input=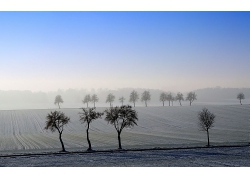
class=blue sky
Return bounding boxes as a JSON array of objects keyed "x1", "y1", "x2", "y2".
[{"x1": 0, "y1": 12, "x2": 249, "y2": 92}]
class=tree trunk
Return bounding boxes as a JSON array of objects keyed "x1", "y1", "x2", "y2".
[
  {"x1": 86, "y1": 123, "x2": 92, "y2": 151},
  {"x1": 59, "y1": 132, "x2": 65, "y2": 152},
  {"x1": 169, "y1": 101, "x2": 170, "y2": 106},
  {"x1": 87, "y1": 102, "x2": 88, "y2": 108},
  {"x1": 240, "y1": 99, "x2": 242, "y2": 105},
  {"x1": 94, "y1": 101, "x2": 95, "y2": 108},
  {"x1": 163, "y1": 101, "x2": 164, "y2": 106},
  {"x1": 58, "y1": 103, "x2": 60, "y2": 109},
  {"x1": 207, "y1": 130, "x2": 210, "y2": 147},
  {"x1": 190, "y1": 101, "x2": 191, "y2": 106},
  {"x1": 179, "y1": 100, "x2": 182, "y2": 106},
  {"x1": 172, "y1": 101, "x2": 173, "y2": 106},
  {"x1": 134, "y1": 102, "x2": 135, "y2": 107},
  {"x1": 145, "y1": 101, "x2": 147, "y2": 107},
  {"x1": 118, "y1": 131, "x2": 122, "y2": 149}
]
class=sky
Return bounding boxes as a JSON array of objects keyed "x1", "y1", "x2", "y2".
[{"x1": 0, "y1": 11, "x2": 249, "y2": 92}]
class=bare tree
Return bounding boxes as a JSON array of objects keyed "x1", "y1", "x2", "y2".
[
  {"x1": 54, "y1": 95, "x2": 63, "y2": 109},
  {"x1": 129, "y1": 90, "x2": 139, "y2": 107},
  {"x1": 186, "y1": 92, "x2": 197, "y2": 106},
  {"x1": 119, "y1": 96, "x2": 126, "y2": 106},
  {"x1": 45, "y1": 111, "x2": 70, "y2": 152},
  {"x1": 166, "y1": 93, "x2": 173, "y2": 106},
  {"x1": 171, "y1": 94, "x2": 175, "y2": 106},
  {"x1": 83, "y1": 94, "x2": 91, "y2": 108},
  {"x1": 91, "y1": 94, "x2": 99, "y2": 108},
  {"x1": 79, "y1": 107, "x2": 104, "y2": 151},
  {"x1": 176, "y1": 92, "x2": 184, "y2": 106},
  {"x1": 106, "y1": 93, "x2": 115, "y2": 107},
  {"x1": 159, "y1": 92, "x2": 167, "y2": 106},
  {"x1": 237, "y1": 93, "x2": 245, "y2": 105},
  {"x1": 198, "y1": 108, "x2": 215, "y2": 147},
  {"x1": 104, "y1": 105, "x2": 138, "y2": 149},
  {"x1": 141, "y1": 90, "x2": 151, "y2": 107}
]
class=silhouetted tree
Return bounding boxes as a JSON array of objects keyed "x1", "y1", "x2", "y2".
[
  {"x1": 176, "y1": 92, "x2": 184, "y2": 106},
  {"x1": 171, "y1": 95, "x2": 175, "y2": 106},
  {"x1": 45, "y1": 111, "x2": 70, "y2": 152},
  {"x1": 237, "y1": 93, "x2": 245, "y2": 105},
  {"x1": 129, "y1": 90, "x2": 139, "y2": 107},
  {"x1": 159, "y1": 92, "x2": 167, "y2": 106},
  {"x1": 141, "y1": 90, "x2": 151, "y2": 107},
  {"x1": 198, "y1": 108, "x2": 215, "y2": 147},
  {"x1": 166, "y1": 93, "x2": 173, "y2": 106},
  {"x1": 54, "y1": 95, "x2": 63, "y2": 109},
  {"x1": 106, "y1": 93, "x2": 115, "y2": 107},
  {"x1": 186, "y1": 92, "x2": 197, "y2": 106},
  {"x1": 104, "y1": 105, "x2": 138, "y2": 149},
  {"x1": 83, "y1": 94, "x2": 91, "y2": 108},
  {"x1": 119, "y1": 96, "x2": 125, "y2": 106},
  {"x1": 79, "y1": 107, "x2": 104, "y2": 151},
  {"x1": 91, "y1": 94, "x2": 99, "y2": 108}
]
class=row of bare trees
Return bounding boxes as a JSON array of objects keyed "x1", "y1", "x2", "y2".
[
  {"x1": 54, "y1": 92, "x2": 246, "y2": 109},
  {"x1": 74, "y1": 91, "x2": 196, "y2": 108},
  {"x1": 45, "y1": 105, "x2": 138, "y2": 152},
  {"x1": 45, "y1": 106, "x2": 216, "y2": 152}
]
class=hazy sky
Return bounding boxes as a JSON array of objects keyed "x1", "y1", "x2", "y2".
[{"x1": 0, "y1": 12, "x2": 249, "y2": 92}]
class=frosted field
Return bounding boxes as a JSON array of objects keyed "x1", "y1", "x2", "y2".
[
  {"x1": 0, "y1": 105, "x2": 249, "y2": 155},
  {"x1": 0, "y1": 146, "x2": 249, "y2": 166}
]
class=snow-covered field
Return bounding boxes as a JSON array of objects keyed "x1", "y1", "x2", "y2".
[
  {"x1": 0, "y1": 104, "x2": 248, "y2": 156},
  {"x1": 0, "y1": 146, "x2": 249, "y2": 166}
]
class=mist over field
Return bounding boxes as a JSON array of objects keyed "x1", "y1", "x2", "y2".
[{"x1": 0, "y1": 87, "x2": 249, "y2": 110}]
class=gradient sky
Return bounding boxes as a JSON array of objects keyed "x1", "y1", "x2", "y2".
[{"x1": 0, "y1": 12, "x2": 249, "y2": 92}]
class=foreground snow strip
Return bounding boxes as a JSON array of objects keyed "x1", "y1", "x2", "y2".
[{"x1": 0, "y1": 146, "x2": 249, "y2": 167}]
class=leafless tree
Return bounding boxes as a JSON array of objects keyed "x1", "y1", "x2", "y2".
[
  {"x1": 186, "y1": 92, "x2": 197, "y2": 106},
  {"x1": 129, "y1": 90, "x2": 139, "y2": 107},
  {"x1": 159, "y1": 92, "x2": 167, "y2": 106},
  {"x1": 198, "y1": 108, "x2": 215, "y2": 147},
  {"x1": 106, "y1": 93, "x2": 115, "y2": 107},
  {"x1": 141, "y1": 90, "x2": 151, "y2": 107},
  {"x1": 166, "y1": 93, "x2": 173, "y2": 106},
  {"x1": 176, "y1": 92, "x2": 184, "y2": 106},
  {"x1": 83, "y1": 94, "x2": 91, "y2": 108},
  {"x1": 237, "y1": 93, "x2": 245, "y2": 105},
  {"x1": 54, "y1": 95, "x2": 63, "y2": 109},
  {"x1": 45, "y1": 111, "x2": 70, "y2": 152},
  {"x1": 104, "y1": 105, "x2": 138, "y2": 149},
  {"x1": 119, "y1": 96, "x2": 126, "y2": 106},
  {"x1": 171, "y1": 94, "x2": 175, "y2": 106},
  {"x1": 79, "y1": 107, "x2": 104, "y2": 151},
  {"x1": 91, "y1": 94, "x2": 99, "y2": 108}
]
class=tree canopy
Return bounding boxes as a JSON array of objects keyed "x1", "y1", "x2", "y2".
[
  {"x1": 141, "y1": 90, "x2": 151, "y2": 107},
  {"x1": 186, "y1": 92, "x2": 197, "y2": 106},
  {"x1": 129, "y1": 90, "x2": 139, "y2": 107},
  {"x1": 106, "y1": 93, "x2": 115, "y2": 107},
  {"x1": 104, "y1": 105, "x2": 138, "y2": 149},
  {"x1": 45, "y1": 111, "x2": 70, "y2": 151},
  {"x1": 54, "y1": 95, "x2": 63, "y2": 109}
]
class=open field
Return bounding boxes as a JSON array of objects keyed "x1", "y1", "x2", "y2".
[{"x1": 0, "y1": 104, "x2": 249, "y2": 156}]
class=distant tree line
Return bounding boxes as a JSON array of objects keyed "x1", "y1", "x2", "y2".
[
  {"x1": 54, "y1": 91, "x2": 246, "y2": 109},
  {"x1": 54, "y1": 91, "x2": 199, "y2": 109}
]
